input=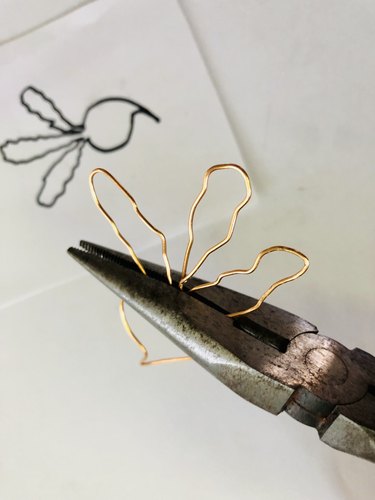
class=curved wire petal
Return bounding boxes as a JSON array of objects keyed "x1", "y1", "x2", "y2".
[
  {"x1": 89, "y1": 168, "x2": 172, "y2": 284},
  {"x1": 90, "y1": 169, "x2": 190, "y2": 366},
  {"x1": 189, "y1": 246, "x2": 309, "y2": 317},
  {"x1": 179, "y1": 164, "x2": 252, "y2": 289}
]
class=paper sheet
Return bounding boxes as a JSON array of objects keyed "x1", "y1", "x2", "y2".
[
  {"x1": 0, "y1": 0, "x2": 242, "y2": 306},
  {"x1": 1, "y1": 0, "x2": 87, "y2": 44}
]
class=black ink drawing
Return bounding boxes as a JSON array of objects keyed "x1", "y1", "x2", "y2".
[{"x1": 0, "y1": 86, "x2": 160, "y2": 207}]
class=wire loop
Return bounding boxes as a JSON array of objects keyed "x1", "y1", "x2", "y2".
[
  {"x1": 179, "y1": 164, "x2": 251, "y2": 289},
  {"x1": 90, "y1": 167, "x2": 172, "y2": 284},
  {"x1": 90, "y1": 168, "x2": 190, "y2": 365},
  {"x1": 90, "y1": 164, "x2": 309, "y2": 366},
  {"x1": 189, "y1": 246, "x2": 309, "y2": 317}
]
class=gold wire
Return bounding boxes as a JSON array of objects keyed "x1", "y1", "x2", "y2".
[
  {"x1": 179, "y1": 164, "x2": 252, "y2": 289},
  {"x1": 91, "y1": 165, "x2": 309, "y2": 366},
  {"x1": 189, "y1": 246, "x2": 309, "y2": 317},
  {"x1": 119, "y1": 300, "x2": 191, "y2": 366},
  {"x1": 89, "y1": 168, "x2": 172, "y2": 285},
  {"x1": 90, "y1": 168, "x2": 190, "y2": 366}
]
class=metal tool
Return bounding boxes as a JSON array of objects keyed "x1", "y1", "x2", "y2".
[{"x1": 68, "y1": 240, "x2": 375, "y2": 463}]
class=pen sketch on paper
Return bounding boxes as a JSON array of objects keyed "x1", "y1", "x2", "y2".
[{"x1": 0, "y1": 86, "x2": 160, "y2": 208}]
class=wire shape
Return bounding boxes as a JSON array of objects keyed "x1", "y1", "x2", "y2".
[
  {"x1": 90, "y1": 168, "x2": 190, "y2": 366},
  {"x1": 90, "y1": 163, "x2": 310, "y2": 366},
  {"x1": 179, "y1": 164, "x2": 252, "y2": 290},
  {"x1": 189, "y1": 246, "x2": 309, "y2": 317},
  {"x1": 119, "y1": 301, "x2": 191, "y2": 366},
  {"x1": 90, "y1": 168, "x2": 172, "y2": 284}
]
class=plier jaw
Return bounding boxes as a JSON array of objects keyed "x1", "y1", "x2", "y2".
[{"x1": 68, "y1": 240, "x2": 375, "y2": 463}]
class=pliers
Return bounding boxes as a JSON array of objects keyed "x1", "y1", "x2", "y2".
[{"x1": 68, "y1": 240, "x2": 375, "y2": 463}]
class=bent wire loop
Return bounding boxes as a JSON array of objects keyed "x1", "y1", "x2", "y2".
[
  {"x1": 90, "y1": 168, "x2": 188, "y2": 366},
  {"x1": 89, "y1": 164, "x2": 309, "y2": 366}
]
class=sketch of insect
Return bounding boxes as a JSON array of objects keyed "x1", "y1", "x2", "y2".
[{"x1": 0, "y1": 86, "x2": 160, "y2": 207}]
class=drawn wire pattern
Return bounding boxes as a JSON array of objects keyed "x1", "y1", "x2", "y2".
[
  {"x1": 90, "y1": 164, "x2": 309, "y2": 366},
  {"x1": 87, "y1": 110, "x2": 139, "y2": 153},
  {"x1": 20, "y1": 86, "x2": 81, "y2": 132},
  {"x1": 0, "y1": 134, "x2": 80, "y2": 164},
  {"x1": 37, "y1": 139, "x2": 86, "y2": 207},
  {"x1": 0, "y1": 85, "x2": 160, "y2": 207}
]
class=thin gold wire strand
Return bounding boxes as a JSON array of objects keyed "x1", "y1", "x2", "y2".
[
  {"x1": 119, "y1": 300, "x2": 191, "y2": 366},
  {"x1": 90, "y1": 168, "x2": 188, "y2": 366},
  {"x1": 89, "y1": 168, "x2": 172, "y2": 285},
  {"x1": 91, "y1": 165, "x2": 309, "y2": 366},
  {"x1": 179, "y1": 164, "x2": 252, "y2": 289},
  {"x1": 189, "y1": 246, "x2": 309, "y2": 317}
]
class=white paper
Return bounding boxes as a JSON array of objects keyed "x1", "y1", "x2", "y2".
[
  {"x1": 1, "y1": 0, "x2": 86, "y2": 44},
  {"x1": 0, "y1": 0, "x2": 242, "y2": 306}
]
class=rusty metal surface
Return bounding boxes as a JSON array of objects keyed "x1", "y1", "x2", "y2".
[{"x1": 68, "y1": 241, "x2": 375, "y2": 463}]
